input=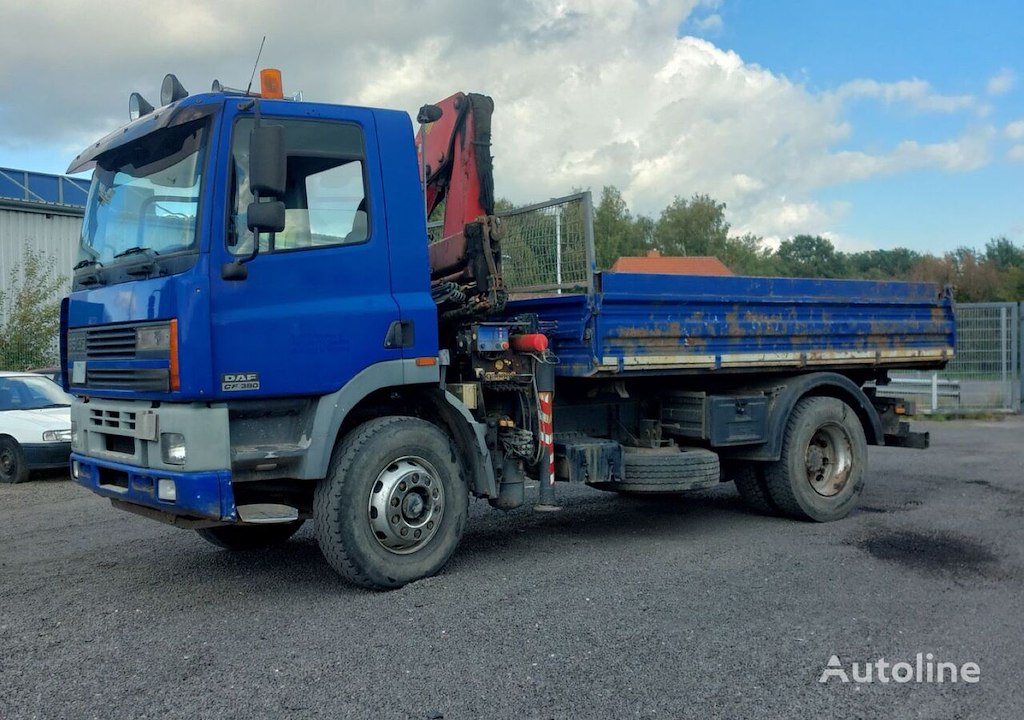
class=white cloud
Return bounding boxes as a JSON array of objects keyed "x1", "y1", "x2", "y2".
[
  {"x1": 1006, "y1": 120, "x2": 1024, "y2": 140},
  {"x1": 0, "y1": 0, "x2": 1001, "y2": 247},
  {"x1": 693, "y1": 14, "x2": 724, "y2": 33},
  {"x1": 834, "y1": 78, "x2": 975, "y2": 113},
  {"x1": 987, "y1": 68, "x2": 1015, "y2": 96},
  {"x1": 1009, "y1": 145, "x2": 1024, "y2": 163}
]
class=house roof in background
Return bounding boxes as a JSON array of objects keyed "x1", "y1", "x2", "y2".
[{"x1": 610, "y1": 250, "x2": 734, "y2": 276}]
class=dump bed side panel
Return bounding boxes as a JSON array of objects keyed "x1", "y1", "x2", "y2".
[{"x1": 507, "y1": 273, "x2": 955, "y2": 377}]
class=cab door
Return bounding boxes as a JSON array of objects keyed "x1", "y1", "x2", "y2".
[{"x1": 208, "y1": 102, "x2": 401, "y2": 399}]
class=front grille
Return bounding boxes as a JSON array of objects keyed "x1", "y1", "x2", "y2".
[
  {"x1": 84, "y1": 326, "x2": 137, "y2": 358},
  {"x1": 85, "y1": 368, "x2": 169, "y2": 392},
  {"x1": 68, "y1": 322, "x2": 171, "y2": 392}
]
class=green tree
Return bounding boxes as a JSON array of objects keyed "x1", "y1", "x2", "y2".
[
  {"x1": 998, "y1": 266, "x2": 1024, "y2": 301},
  {"x1": 983, "y1": 236, "x2": 1024, "y2": 272},
  {"x1": 0, "y1": 245, "x2": 68, "y2": 370},
  {"x1": 846, "y1": 248, "x2": 922, "y2": 279},
  {"x1": 719, "y1": 232, "x2": 775, "y2": 276},
  {"x1": 947, "y1": 247, "x2": 1003, "y2": 302},
  {"x1": 776, "y1": 235, "x2": 848, "y2": 278},
  {"x1": 592, "y1": 186, "x2": 649, "y2": 268},
  {"x1": 652, "y1": 193, "x2": 730, "y2": 257}
]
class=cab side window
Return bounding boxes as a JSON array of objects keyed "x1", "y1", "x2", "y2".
[{"x1": 228, "y1": 118, "x2": 368, "y2": 255}]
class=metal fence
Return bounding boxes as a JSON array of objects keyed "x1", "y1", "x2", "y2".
[
  {"x1": 880, "y1": 302, "x2": 1020, "y2": 413},
  {"x1": 0, "y1": 336, "x2": 60, "y2": 373},
  {"x1": 428, "y1": 191, "x2": 596, "y2": 295}
]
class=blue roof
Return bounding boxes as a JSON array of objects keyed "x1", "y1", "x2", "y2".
[{"x1": 0, "y1": 167, "x2": 90, "y2": 208}]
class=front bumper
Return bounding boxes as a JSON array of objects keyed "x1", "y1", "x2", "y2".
[
  {"x1": 72, "y1": 453, "x2": 237, "y2": 521},
  {"x1": 23, "y1": 442, "x2": 72, "y2": 470}
]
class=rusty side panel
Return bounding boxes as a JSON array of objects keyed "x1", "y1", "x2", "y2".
[{"x1": 504, "y1": 272, "x2": 955, "y2": 377}]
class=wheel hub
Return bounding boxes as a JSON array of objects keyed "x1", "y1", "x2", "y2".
[
  {"x1": 805, "y1": 423, "x2": 853, "y2": 497},
  {"x1": 368, "y1": 456, "x2": 445, "y2": 554}
]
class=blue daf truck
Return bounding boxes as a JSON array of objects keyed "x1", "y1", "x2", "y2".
[{"x1": 62, "y1": 72, "x2": 955, "y2": 588}]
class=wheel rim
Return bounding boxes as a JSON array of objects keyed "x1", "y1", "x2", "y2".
[
  {"x1": 367, "y1": 456, "x2": 445, "y2": 555},
  {"x1": 804, "y1": 422, "x2": 853, "y2": 497}
]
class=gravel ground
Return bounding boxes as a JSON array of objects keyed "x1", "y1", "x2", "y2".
[{"x1": 2, "y1": 418, "x2": 1022, "y2": 719}]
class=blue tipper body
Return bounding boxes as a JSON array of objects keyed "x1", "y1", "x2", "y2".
[{"x1": 506, "y1": 272, "x2": 955, "y2": 377}]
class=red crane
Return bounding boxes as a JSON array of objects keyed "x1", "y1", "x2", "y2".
[{"x1": 416, "y1": 92, "x2": 504, "y2": 316}]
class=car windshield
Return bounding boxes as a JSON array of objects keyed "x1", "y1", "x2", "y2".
[
  {"x1": 0, "y1": 376, "x2": 72, "y2": 411},
  {"x1": 79, "y1": 118, "x2": 208, "y2": 267}
]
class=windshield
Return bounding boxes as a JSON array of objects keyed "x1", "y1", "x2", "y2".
[
  {"x1": 0, "y1": 376, "x2": 72, "y2": 411},
  {"x1": 79, "y1": 118, "x2": 209, "y2": 267}
]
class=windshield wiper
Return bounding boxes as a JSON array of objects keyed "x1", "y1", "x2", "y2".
[
  {"x1": 74, "y1": 258, "x2": 104, "y2": 271},
  {"x1": 114, "y1": 246, "x2": 160, "y2": 259}
]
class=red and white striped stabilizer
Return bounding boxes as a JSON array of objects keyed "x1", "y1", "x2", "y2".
[{"x1": 538, "y1": 391, "x2": 555, "y2": 486}]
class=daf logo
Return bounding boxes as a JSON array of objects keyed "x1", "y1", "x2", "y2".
[{"x1": 221, "y1": 372, "x2": 260, "y2": 392}]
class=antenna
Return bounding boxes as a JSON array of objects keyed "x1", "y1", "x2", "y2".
[{"x1": 245, "y1": 36, "x2": 267, "y2": 96}]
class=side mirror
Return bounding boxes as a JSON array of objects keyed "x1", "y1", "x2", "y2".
[
  {"x1": 247, "y1": 200, "x2": 285, "y2": 234},
  {"x1": 249, "y1": 125, "x2": 286, "y2": 197}
]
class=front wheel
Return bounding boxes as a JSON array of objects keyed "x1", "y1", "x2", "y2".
[
  {"x1": 314, "y1": 417, "x2": 468, "y2": 590},
  {"x1": 763, "y1": 397, "x2": 867, "y2": 522}
]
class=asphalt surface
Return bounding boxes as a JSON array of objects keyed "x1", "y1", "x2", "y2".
[{"x1": 2, "y1": 418, "x2": 1022, "y2": 719}]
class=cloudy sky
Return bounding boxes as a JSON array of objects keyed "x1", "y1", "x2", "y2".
[{"x1": 1, "y1": 0, "x2": 1021, "y2": 252}]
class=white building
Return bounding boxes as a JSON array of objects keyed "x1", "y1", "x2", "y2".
[{"x1": 0, "y1": 166, "x2": 89, "y2": 307}]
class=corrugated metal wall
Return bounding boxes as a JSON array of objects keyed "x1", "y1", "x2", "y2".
[{"x1": 0, "y1": 208, "x2": 82, "y2": 300}]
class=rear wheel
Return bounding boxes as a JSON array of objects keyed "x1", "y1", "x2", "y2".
[
  {"x1": 195, "y1": 520, "x2": 304, "y2": 550},
  {"x1": 725, "y1": 462, "x2": 778, "y2": 515},
  {"x1": 764, "y1": 397, "x2": 867, "y2": 521},
  {"x1": 314, "y1": 417, "x2": 468, "y2": 590},
  {"x1": 0, "y1": 437, "x2": 29, "y2": 484}
]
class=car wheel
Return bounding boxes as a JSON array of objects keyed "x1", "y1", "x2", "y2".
[{"x1": 0, "y1": 436, "x2": 30, "y2": 484}]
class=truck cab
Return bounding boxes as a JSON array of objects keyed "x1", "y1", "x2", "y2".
[{"x1": 66, "y1": 84, "x2": 441, "y2": 524}]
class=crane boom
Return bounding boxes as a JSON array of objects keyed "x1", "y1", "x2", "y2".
[{"x1": 416, "y1": 92, "x2": 504, "y2": 317}]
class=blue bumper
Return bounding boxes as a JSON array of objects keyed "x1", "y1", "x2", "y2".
[{"x1": 71, "y1": 453, "x2": 237, "y2": 521}]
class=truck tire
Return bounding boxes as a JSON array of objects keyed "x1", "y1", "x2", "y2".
[
  {"x1": 725, "y1": 462, "x2": 778, "y2": 515},
  {"x1": 591, "y1": 446, "x2": 720, "y2": 494},
  {"x1": 314, "y1": 417, "x2": 468, "y2": 590},
  {"x1": 195, "y1": 520, "x2": 304, "y2": 550},
  {"x1": 763, "y1": 397, "x2": 866, "y2": 522},
  {"x1": 0, "y1": 436, "x2": 30, "y2": 484}
]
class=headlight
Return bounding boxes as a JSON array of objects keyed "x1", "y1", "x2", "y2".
[
  {"x1": 43, "y1": 429, "x2": 72, "y2": 443},
  {"x1": 137, "y1": 324, "x2": 172, "y2": 354},
  {"x1": 161, "y1": 432, "x2": 187, "y2": 465}
]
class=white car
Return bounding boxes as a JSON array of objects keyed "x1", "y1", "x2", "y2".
[{"x1": 0, "y1": 371, "x2": 73, "y2": 484}]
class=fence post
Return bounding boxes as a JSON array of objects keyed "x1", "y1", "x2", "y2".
[
  {"x1": 1019, "y1": 302, "x2": 1024, "y2": 412},
  {"x1": 582, "y1": 191, "x2": 596, "y2": 296},
  {"x1": 931, "y1": 372, "x2": 939, "y2": 413},
  {"x1": 1014, "y1": 303, "x2": 1021, "y2": 411},
  {"x1": 1001, "y1": 305, "x2": 1009, "y2": 410},
  {"x1": 555, "y1": 211, "x2": 562, "y2": 293}
]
